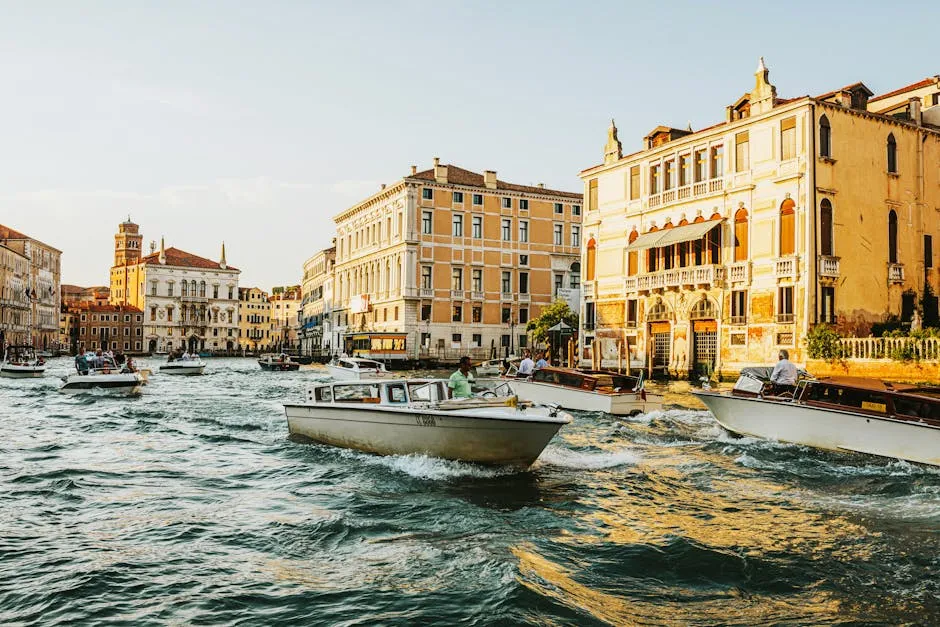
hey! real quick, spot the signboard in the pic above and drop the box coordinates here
[350,294,371,314]
[556,288,581,311]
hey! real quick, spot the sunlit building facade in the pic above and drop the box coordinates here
[0,224,62,350]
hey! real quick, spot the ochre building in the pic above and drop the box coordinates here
[238,287,272,353]
[331,159,582,360]
[579,61,940,377]
[0,224,62,350]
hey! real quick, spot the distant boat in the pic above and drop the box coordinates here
[259,353,300,371]
[0,345,47,378]
[159,356,206,376]
[327,356,395,380]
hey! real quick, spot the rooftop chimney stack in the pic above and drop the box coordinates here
[433,157,448,183]
[410,165,417,175]
[537,183,545,189]
[484,170,497,190]
[910,97,923,126]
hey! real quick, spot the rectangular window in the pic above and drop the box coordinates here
[452,191,463,204]
[926,235,933,269]
[553,223,563,246]
[451,267,463,291]
[501,307,511,324]
[629,166,640,200]
[472,215,482,238]
[501,271,511,294]
[781,117,797,160]
[572,204,581,216]
[471,333,482,347]
[421,266,432,289]
[519,254,528,266]
[571,225,581,248]
[472,307,481,323]
[626,299,637,326]
[150,281,157,297]
[554,203,563,214]
[472,193,483,205]
[422,211,432,234]
[519,272,529,294]
[735,132,749,172]
[663,159,675,190]
[694,148,707,182]
[519,307,529,324]
[570,270,580,289]
[777,286,794,322]
[588,179,598,210]
[421,304,431,321]
[213,285,219,299]
[451,333,461,348]
[821,286,835,324]
[679,154,691,186]
[502,197,512,209]
[554,273,563,294]
[167,283,174,297]
[649,164,660,194]
[452,306,462,323]
[584,302,596,330]
[519,199,529,210]
[501,218,511,241]
[501,334,510,348]
[422,188,433,200]
[472,269,483,292]
[519,220,529,243]
[731,290,747,324]
[710,145,724,178]
[452,214,463,237]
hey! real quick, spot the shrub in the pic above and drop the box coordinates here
[888,341,917,362]
[805,324,844,361]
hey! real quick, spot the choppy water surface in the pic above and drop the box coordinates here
[1,358,938,625]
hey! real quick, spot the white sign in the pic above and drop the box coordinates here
[556,288,581,311]
[351,295,371,314]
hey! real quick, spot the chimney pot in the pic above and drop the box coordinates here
[410,165,417,175]
[484,170,497,190]
[433,157,440,167]
[537,183,544,189]
[381,183,386,190]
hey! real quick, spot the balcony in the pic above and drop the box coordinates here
[649,178,724,209]
[470,290,485,300]
[728,261,750,284]
[419,287,434,298]
[631,264,725,293]
[774,256,799,279]
[450,290,466,300]
[518,293,531,302]
[730,315,747,326]
[501,292,513,301]
[888,263,905,283]
[775,313,795,324]
[818,255,840,279]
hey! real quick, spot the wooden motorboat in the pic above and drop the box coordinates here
[693,369,940,467]
[502,367,663,416]
[259,353,300,371]
[284,378,571,466]
[0,345,46,378]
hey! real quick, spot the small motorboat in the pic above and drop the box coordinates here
[159,354,206,376]
[501,367,663,416]
[259,353,300,371]
[60,352,144,395]
[475,357,518,377]
[693,369,940,467]
[327,356,395,380]
[284,378,571,466]
[0,345,47,378]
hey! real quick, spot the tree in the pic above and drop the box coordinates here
[527,299,579,346]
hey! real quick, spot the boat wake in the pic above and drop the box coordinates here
[338,449,518,480]
[536,444,640,469]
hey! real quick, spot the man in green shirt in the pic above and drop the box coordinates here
[448,356,475,399]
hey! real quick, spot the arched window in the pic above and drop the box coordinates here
[585,237,596,281]
[689,298,717,320]
[569,262,581,289]
[647,299,671,322]
[887,133,897,174]
[780,199,796,256]
[190,280,196,297]
[707,224,722,264]
[819,115,831,158]
[181,281,188,297]
[627,230,638,276]
[733,208,749,262]
[820,199,833,256]
[199,281,206,297]
[888,209,898,263]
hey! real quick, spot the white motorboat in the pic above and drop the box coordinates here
[501,367,662,416]
[61,352,143,395]
[693,369,940,467]
[0,345,47,378]
[474,357,518,377]
[159,356,206,375]
[259,353,300,371]
[284,378,572,467]
[327,356,395,380]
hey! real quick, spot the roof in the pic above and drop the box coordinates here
[68,302,142,313]
[140,247,238,271]
[814,82,874,101]
[815,376,919,392]
[869,76,939,103]
[0,224,61,253]
[408,164,582,200]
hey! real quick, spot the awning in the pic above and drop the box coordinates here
[628,219,721,251]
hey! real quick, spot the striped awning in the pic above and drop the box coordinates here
[628,219,721,251]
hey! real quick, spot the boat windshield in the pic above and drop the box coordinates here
[333,383,381,403]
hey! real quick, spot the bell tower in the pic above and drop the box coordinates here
[114,218,143,267]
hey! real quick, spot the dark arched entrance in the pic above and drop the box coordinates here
[188,336,199,353]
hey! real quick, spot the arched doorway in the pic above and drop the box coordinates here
[148,339,157,354]
[689,297,718,375]
[188,335,199,354]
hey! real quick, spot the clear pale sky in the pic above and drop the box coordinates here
[1,1,937,288]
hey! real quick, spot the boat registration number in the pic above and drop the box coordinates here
[415,414,437,427]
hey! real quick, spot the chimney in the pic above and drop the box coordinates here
[158,237,166,265]
[380,183,386,190]
[433,157,448,183]
[839,90,853,108]
[410,165,417,175]
[484,170,497,190]
[537,183,545,189]
[910,97,923,126]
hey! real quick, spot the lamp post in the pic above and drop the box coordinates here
[510,317,516,357]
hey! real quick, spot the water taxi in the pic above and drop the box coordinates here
[0,345,46,378]
[258,353,300,371]
[693,369,940,467]
[327,356,395,380]
[284,378,571,466]
[159,355,206,375]
[504,367,663,416]
[60,352,144,395]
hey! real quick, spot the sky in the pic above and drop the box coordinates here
[1,1,938,288]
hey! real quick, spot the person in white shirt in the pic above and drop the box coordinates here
[181,350,191,361]
[770,349,798,396]
[518,350,535,376]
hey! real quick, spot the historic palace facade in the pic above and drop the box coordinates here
[299,246,336,355]
[579,62,940,376]
[238,287,272,353]
[331,159,582,360]
[0,224,62,350]
[0,241,30,348]
[109,221,240,354]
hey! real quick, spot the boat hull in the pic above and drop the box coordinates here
[60,373,143,395]
[159,363,206,376]
[284,404,565,466]
[259,361,300,371]
[326,364,393,380]
[506,379,663,415]
[694,391,940,467]
[0,365,46,378]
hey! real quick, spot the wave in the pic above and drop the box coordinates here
[336,449,517,480]
[536,445,640,469]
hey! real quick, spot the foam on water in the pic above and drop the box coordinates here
[536,444,641,469]
[338,449,517,480]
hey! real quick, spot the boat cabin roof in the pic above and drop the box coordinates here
[530,367,640,392]
[306,378,450,405]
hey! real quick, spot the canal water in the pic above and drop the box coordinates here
[1,358,937,625]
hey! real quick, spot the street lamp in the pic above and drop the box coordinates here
[510,317,516,357]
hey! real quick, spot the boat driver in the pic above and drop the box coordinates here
[448,356,475,399]
[770,349,799,396]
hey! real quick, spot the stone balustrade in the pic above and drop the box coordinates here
[818,255,840,278]
[839,336,940,360]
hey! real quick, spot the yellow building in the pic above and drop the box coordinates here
[0,224,62,350]
[238,287,272,353]
[331,159,582,361]
[579,60,940,377]
[109,220,240,354]
[269,285,301,351]
[0,242,30,348]
[299,246,336,355]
